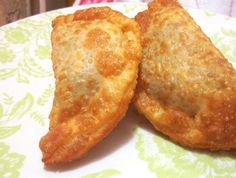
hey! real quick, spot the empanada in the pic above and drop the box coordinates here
[134,0,236,149]
[39,7,141,165]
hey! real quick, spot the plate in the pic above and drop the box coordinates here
[0,2,236,178]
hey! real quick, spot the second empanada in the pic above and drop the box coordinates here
[134,0,236,150]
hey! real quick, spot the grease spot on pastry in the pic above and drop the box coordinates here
[84,28,110,49]
[95,51,126,77]
[86,76,98,90]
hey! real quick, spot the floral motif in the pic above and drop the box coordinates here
[211,28,236,63]
[34,45,51,60]
[0,93,34,140]
[82,169,121,178]
[0,126,21,140]
[0,92,51,129]
[0,143,25,178]
[0,47,15,64]
[205,11,217,17]
[0,3,235,177]
[0,18,53,83]
[37,84,54,106]
[135,129,236,178]
[8,93,34,120]
[4,27,30,44]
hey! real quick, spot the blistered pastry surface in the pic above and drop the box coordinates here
[134,0,236,150]
[40,7,141,165]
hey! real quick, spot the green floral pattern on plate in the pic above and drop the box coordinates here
[37,84,54,106]
[0,88,53,177]
[8,93,34,120]
[0,3,235,178]
[0,126,21,140]
[82,169,121,178]
[0,143,25,178]
[0,89,54,129]
[212,28,236,63]
[0,47,15,64]
[205,11,217,17]
[35,45,51,60]
[0,11,63,83]
[135,129,236,178]
[4,27,30,44]
[0,93,33,124]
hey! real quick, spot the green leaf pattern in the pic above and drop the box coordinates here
[0,3,235,177]
[37,84,54,106]
[8,93,34,120]
[205,11,217,17]
[0,126,21,139]
[82,169,121,178]
[35,45,51,60]
[211,28,236,63]
[0,90,53,177]
[2,93,14,105]
[4,27,30,44]
[0,104,3,118]
[0,12,60,83]
[0,143,25,178]
[0,68,17,80]
[30,111,46,127]
[0,47,15,64]
[0,90,53,128]
[20,51,52,77]
[135,129,236,178]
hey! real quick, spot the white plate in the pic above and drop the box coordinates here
[0,2,236,178]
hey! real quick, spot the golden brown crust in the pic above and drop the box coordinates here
[134,0,236,150]
[39,7,141,165]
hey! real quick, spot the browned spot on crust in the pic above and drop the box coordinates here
[74,7,114,21]
[95,51,126,77]
[135,10,150,33]
[142,38,152,48]
[84,28,110,49]
[86,76,97,90]
[159,41,167,54]
[148,0,179,11]
[58,95,87,122]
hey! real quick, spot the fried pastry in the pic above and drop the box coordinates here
[133,0,236,150]
[39,7,141,165]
